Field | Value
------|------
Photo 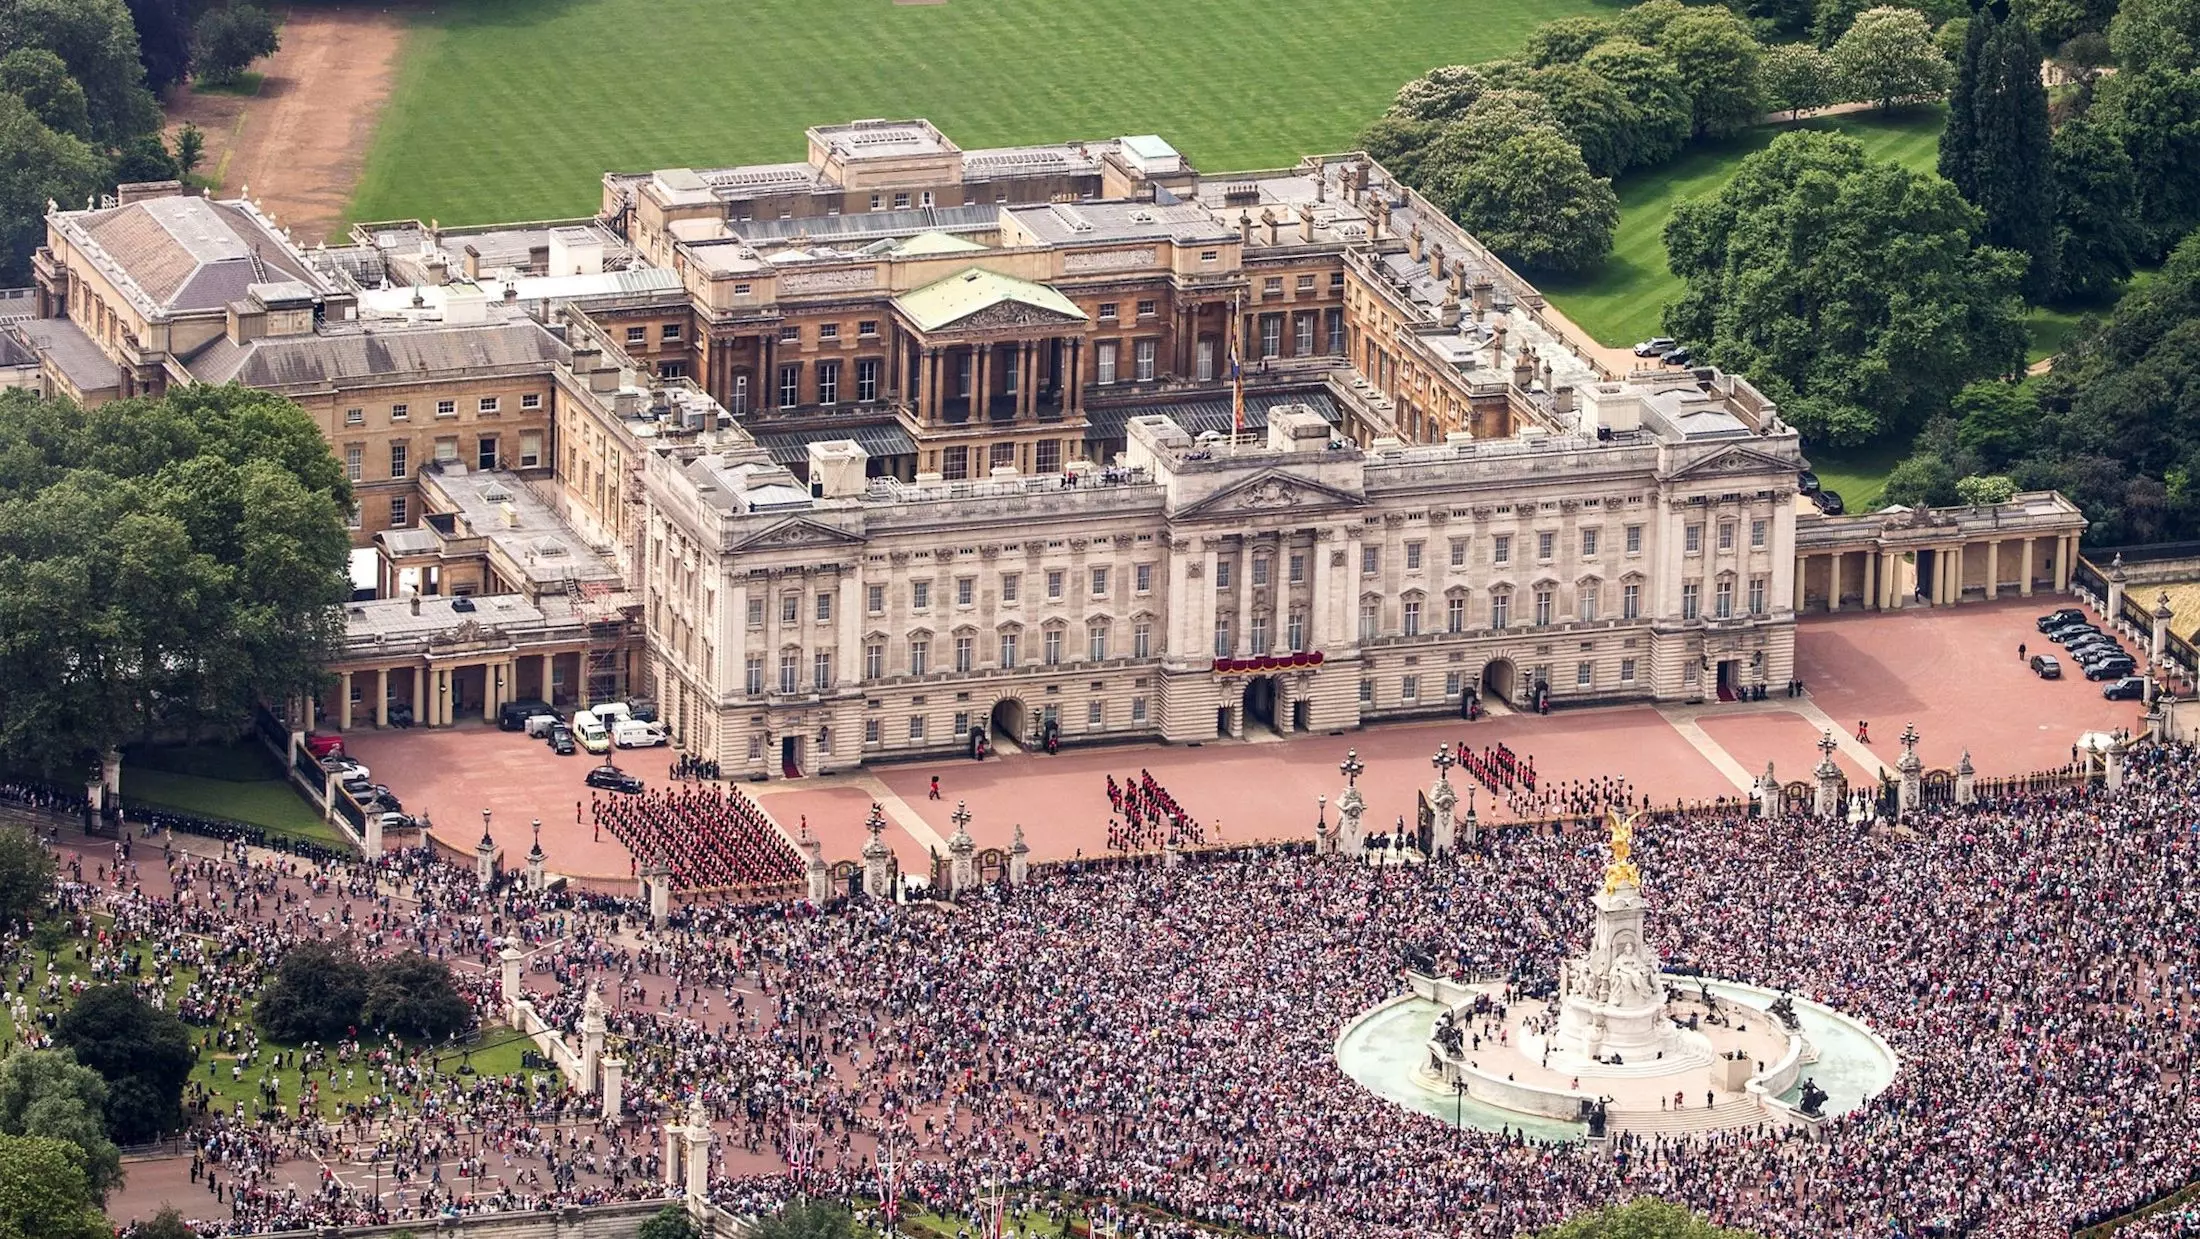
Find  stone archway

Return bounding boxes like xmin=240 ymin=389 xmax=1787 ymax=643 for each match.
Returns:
xmin=1242 ymin=675 xmax=1281 ymax=735
xmin=1481 ymin=658 xmax=1520 ymax=706
xmin=990 ymin=697 xmax=1028 ymax=746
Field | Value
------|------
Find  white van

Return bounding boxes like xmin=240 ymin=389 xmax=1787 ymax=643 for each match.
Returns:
xmin=572 ymin=708 xmax=611 ymax=753
xmin=613 ymin=718 xmax=668 ymax=749
xmin=594 ymin=701 xmax=633 ymax=726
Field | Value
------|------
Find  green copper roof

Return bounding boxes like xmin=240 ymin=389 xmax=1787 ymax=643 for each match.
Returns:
xmin=895 ymin=267 xmax=1086 ymax=332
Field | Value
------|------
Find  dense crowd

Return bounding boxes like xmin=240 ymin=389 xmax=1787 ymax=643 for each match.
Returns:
xmin=590 ymin=784 xmax=801 ymax=890
xmin=13 ymin=743 xmax=2200 ymax=1237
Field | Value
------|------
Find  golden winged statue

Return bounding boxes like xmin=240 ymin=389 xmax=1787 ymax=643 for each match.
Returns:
xmin=1603 ymin=806 xmax=1643 ymax=894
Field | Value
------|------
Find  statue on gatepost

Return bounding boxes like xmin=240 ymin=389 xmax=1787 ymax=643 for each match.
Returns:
xmin=580 ymin=985 xmax=606 ymax=1094
xmin=682 ymin=1095 xmax=712 ymax=1213
xmin=947 ymin=801 xmax=976 ymax=896
xmin=1008 ymin=825 xmax=1029 ymax=887
xmin=1757 ymin=761 xmax=1783 ymax=822
xmin=1896 ymin=723 xmax=1922 ymax=815
xmin=525 ymin=818 xmax=547 ymax=891
xmin=1427 ymin=746 xmax=1458 ymax=858
xmin=1954 ymin=750 xmax=1976 ymax=806
xmin=800 ymin=823 xmax=830 ymax=903
xmin=1337 ymin=749 xmax=1368 ymax=857
xmin=861 ymin=803 xmax=893 ymax=900
xmin=1314 ymin=795 xmax=1336 ymax=857
xmin=2107 ymin=552 xmax=2129 ymax=621
xmin=474 ymin=811 xmax=498 ymax=890
xmin=1813 ymin=730 xmax=1843 ymax=820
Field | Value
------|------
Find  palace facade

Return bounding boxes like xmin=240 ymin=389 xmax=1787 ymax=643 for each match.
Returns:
xmin=13 ymin=119 xmax=2086 ymax=771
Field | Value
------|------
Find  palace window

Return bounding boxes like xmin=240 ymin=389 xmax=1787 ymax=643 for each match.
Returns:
xmin=999 ymin=632 xmax=1019 ymax=666
xmin=865 ymin=644 xmax=883 ymax=681
xmin=1534 ymin=588 xmax=1554 ymax=627
xmin=779 ymin=652 xmax=798 ymax=695
xmin=1134 ymin=339 xmax=1157 ymax=382
xmin=908 ymin=639 xmax=929 ymax=676
xmin=1134 ymin=622 xmax=1152 ymax=658
xmin=1582 ymin=528 xmax=1599 ymax=558
xmin=1447 ymin=596 xmax=1465 ymax=633
xmin=955 ymin=637 xmax=974 ymax=673
xmin=1626 ymin=524 xmax=1643 ymax=554
xmin=778 ymin=365 xmax=800 ymax=408
xmin=1288 ymin=611 xmax=1306 ymax=651
xmin=1749 ymin=576 xmax=1767 ymax=615
xmin=1682 ymin=583 xmax=1701 ymax=620
xmin=857 ymin=359 xmax=880 ymax=402
xmin=1491 ymin=592 xmax=1512 ymax=630
xmin=1580 ymin=583 xmax=1600 ymax=622
xmin=1623 ymin=582 xmax=1641 ymax=620
xmin=1493 ymin=535 xmax=1512 ymax=566
xmin=1403 ymin=599 xmax=1422 ymax=636
xmin=389 ymin=442 xmax=408 ymax=479
xmin=1716 ymin=578 xmax=1735 ymax=619
xmin=745 ymin=656 xmax=764 ymax=695
xmin=912 ymin=580 xmax=931 ymax=610
xmin=1044 ymin=629 xmax=1064 ymax=665
xmin=816 ymin=360 xmax=840 ymax=405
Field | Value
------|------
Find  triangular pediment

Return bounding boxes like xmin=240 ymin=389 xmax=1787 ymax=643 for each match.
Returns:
xmin=1176 ymin=468 xmax=1368 ymax=519
xmin=730 ymin=517 xmax=867 ymax=553
xmin=936 ymin=300 xmax=1087 ymax=332
xmin=1666 ymin=445 xmax=1796 ymax=481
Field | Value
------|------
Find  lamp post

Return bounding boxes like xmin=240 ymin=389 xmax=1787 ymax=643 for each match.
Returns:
xmin=1432 ymin=745 xmax=1455 ymax=784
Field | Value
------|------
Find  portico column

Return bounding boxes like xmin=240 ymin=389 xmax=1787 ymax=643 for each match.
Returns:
xmin=1952 ymin=545 xmax=1966 ymax=603
xmin=1236 ymin=537 xmax=1255 ymax=655
xmin=2021 ymin=537 xmax=2036 ymax=597
xmin=2054 ymin=536 xmax=2073 ymax=592
xmin=1880 ymin=552 xmax=1898 ymax=609
xmin=338 ymin=671 xmax=354 ymax=731
xmin=1985 ymin=540 xmax=2000 ymax=600
xmin=483 ymin=662 xmax=498 ymax=722
xmin=374 ymin=669 xmax=389 ymax=728
xmin=1066 ymin=340 xmax=1082 ymax=414
xmin=974 ymin=343 xmax=990 ymax=419
xmin=1828 ymin=552 xmax=1843 ymax=613
xmin=1021 ymin=341 xmax=1038 ymax=417
xmin=1793 ymin=554 xmax=1808 ymax=612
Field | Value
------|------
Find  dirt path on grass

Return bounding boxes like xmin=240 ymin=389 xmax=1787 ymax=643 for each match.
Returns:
xmin=163 ymin=4 xmax=408 ymax=245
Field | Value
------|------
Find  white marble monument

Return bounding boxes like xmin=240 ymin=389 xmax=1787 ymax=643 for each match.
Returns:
xmin=1552 ymin=809 xmax=1683 ymax=1065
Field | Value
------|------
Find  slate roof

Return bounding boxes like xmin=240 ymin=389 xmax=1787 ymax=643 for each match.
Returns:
xmin=74 ymin=197 xmax=325 ymax=316
xmin=185 ymin=321 xmax=568 ymax=389
xmin=12 ymin=317 xmax=116 ymax=395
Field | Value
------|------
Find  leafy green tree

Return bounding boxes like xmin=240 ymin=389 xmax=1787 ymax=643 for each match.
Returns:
xmin=1759 ymin=41 xmax=1839 ymax=116
xmin=193 ymin=4 xmax=281 ymax=86
xmin=0 ymin=1049 xmax=121 ymax=1202
xmin=1533 ymin=1198 xmax=1763 ymax=1239
xmin=0 ymin=94 xmax=105 ymax=284
xmin=258 ymin=941 xmax=372 ymax=1043
xmin=0 ymin=0 xmax=161 ymax=146
xmin=1428 ymin=121 xmax=1618 ymax=272
xmin=53 ymin=986 xmax=194 ymax=1144
xmin=1940 ymin=4 xmax=2057 ymax=298
xmin=362 ymin=953 xmax=473 ymax=1042
xmin=0 ymin=385 xmax=351 ymax=782
xmin=1831 ymin=6 xmax=1955 ymax=108
xmin=126 ymin=0 xmax=196 ymax=93
xmin=1951 ymin=379 xmax=2038 ymax=465
xmin=1354 ymin=114 xmax=1443 ymax=186
xmin=1509 ymin=63 xmax=1637 ymax=177
xmin=1388 ymin=65 xmax=1487 ymax=122
xmin=129 ymin=1205 xmax=198 ymax=1239
xmin=173 ymin=121 xmax=205 ymax=179
xmin=0 ymin=49 xmax=89 ymax=140
xmin=2108 ymin=0 xmax=2200 ymax=73
xmin=1813 ymin=0 xmax=1966 ymax=44
xmin=1619 ymin=0 xmax=1696 ymax=42
xmin=0 ymin=827 xmax=52 ymax=923
xmin=112 ymin=132 xmax=180 ymax=184
xmin=1582 ymin=38 xmax=1695 ymax=168
xmin=2051 ymin=114 xmax=2144 ymax=301
xmin=1523 ymin=15 xmax=1622 ymax=66
xmin=0 ymin=1135 xmax=110 ymax=1239
xmin=1955 ymin=473 xmax=2019 ymax=504
xmin=1664 ymin=130 xmax=2027 ymax=445
xmin=638 ymin=1206 xmax=700 ymax=1239
xmin=2093 ymin=54 xmax=2200 ymax=254
xmin=1654 ymin=7 xmax=1768 ymax=136
xmin=749 ymin=1201 xmax=855 ymax=1239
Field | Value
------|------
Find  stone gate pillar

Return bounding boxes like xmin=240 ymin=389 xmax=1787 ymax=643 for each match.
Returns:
xmin=1008 ymin=825 xmax=1029 ymax=887
xmin=1756 ymin=761 xmax=1783 ymax=823
xmin=1427 ymin=777 xmax=1457 ymax=858
xmin=601 ymin=1056 xmax=624 ymax=1121
xmin=499 ymin=945 xmax=524 ymax=1022
xmin=1896 ymin=723 xmax=1922 ymax=816
xmin=1954 ymin=750 xmax=1976 ymax=806
xmin=801 ymin=825 xmax=830 ymax=903
xmin=682 ymin=1097 xmax=711 ymax=1211
xmin=580 ymin=986 xmax=606 ymax=1094
xmin=1813 ymin=731 xmax=1843 ymax=820
xmin=947 ymin=801 xmax=976 ymax=895
xmin=861 ymin=804 xmax=893 ymax=900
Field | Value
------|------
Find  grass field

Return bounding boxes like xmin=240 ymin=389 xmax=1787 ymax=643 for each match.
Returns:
xmin=122 ymin=767 xmax=346 ymax=848
xmin=1538 ymin=106 xmax=1951 ymax=349
xmin=350 ymin=0 xmax=1616 ymax=225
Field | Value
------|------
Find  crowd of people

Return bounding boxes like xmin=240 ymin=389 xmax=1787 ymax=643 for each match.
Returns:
xmin=1459 ymin=741 xmax=1536 ymax=797
xmin=590 ymin=784 xmax=801 ymax=891
xmin=12 ymin=741 xmax=2200 ymax=1238
xmin=1103 ymin=771 xmax=1207 ymax=852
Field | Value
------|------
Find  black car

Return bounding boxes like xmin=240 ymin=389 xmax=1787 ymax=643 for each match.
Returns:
xmin=2086 ymin=659 xmax=2138 ymax=681
xmin=2047 ymin=621 xmax=2100 ymax=644
xmin=1661 ymin=347 xmax=1693 ymax=367
xmin=2104 ymin=676 xmax=2148 ymax=700
xmin=2036 ymin=607 xmax=2087 ymax=632
xmin=1813 ymin=490 xmax=1846 ymax=516
xmin=585 ymin=765 xmax=644 ymax=794
xmin=2029 ymin=653 xmax=2062 ymax=679
xmin=547 ymin=724 xmax=576 ymax=756
xmin=1798 ymin=470 xmax=1821 ymax=495
xmin=2067 ymin=637 xmax=2125 ymax=660
xmin=498 ymin=698 xmax=555 ymax=731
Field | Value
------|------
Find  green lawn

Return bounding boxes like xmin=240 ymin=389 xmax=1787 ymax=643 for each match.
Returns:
xmin=121 ymin=767 xmax=347 ymax=848
xmin=351 ymin=0 xmax=1617 ymax=225
xmin=1539 ymin=106 xmax=1951 ymax=349
xmin=1803 ymin=438 xmax=1908 ymax=511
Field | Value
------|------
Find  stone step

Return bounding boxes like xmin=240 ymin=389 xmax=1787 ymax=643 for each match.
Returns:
xmin=1605 ymin=1097 xmax=1760 ymax=1135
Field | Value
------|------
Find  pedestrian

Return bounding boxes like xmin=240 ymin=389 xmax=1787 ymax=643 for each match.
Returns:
xmin=929 ymin=775 xmax=941 ymax=801
xmin=1857 ymin=720 xmax=1870 ymax=743
xmin=2019 ymin=642 xmax=2027 ymax=660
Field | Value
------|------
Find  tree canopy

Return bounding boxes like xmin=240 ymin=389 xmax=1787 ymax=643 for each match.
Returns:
xmin=1940 ymin=3 xmax=2057 ymax=298
xmin=0 ymin=385 xmax=351 ymax=782
xmin=0 ymin=828 xmax=53 ymax=924
xmin=193 ymin=4 xmax=280 ymax=86
xmin=1664 ymin=130 xmax=2027 ymax=446
xmin=360 ymin=952 xmax=474 ymax=1043
xmin=1830 ymin=7 xmax=1955 ymax=110
xmin=53 ymin=984 xmax=196 ymax=1144
xmin=0 ymin=1135 xmax=110 ymax=1239
xmin=0 ymin=1050 xmax=121 ymax=1202
xmin=258 ymin=941 xmax=374 ymax=1043
xmin=749 ymin=1201 xmax=857 ymax=1239
xmin=1535 ymin=1198 xmax=1762 ymax=1239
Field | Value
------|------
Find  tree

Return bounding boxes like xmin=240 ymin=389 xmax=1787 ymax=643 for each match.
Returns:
xmin=112 ymin=132 xmax=180 ymax=184
xmin=172 ymin=121 xmax=203 ymax=179
xmin=362 ymin=953 xmax=473 ymax=1042
xmin=749 ymin=1201 xmax=855 ymax=1239
xmin=2051 ymin=114 xmax=2144 ymax=300
xmin=1951 ymin=379 xmax=2038 ymax=465
xmin=0 ymin=385 xmax=351 ymax=782
xmin=1389 ymin=65 xmax=1487 ymax=123
xmin=194 ymin=4 xmax=280 ymax=86
xmin=125 ymin=0 xmax=196 ymax=94
xmin=1654 ymin=7 xmax=1768 ymax=137
xmin=1354 ymin=114 xmax=1443 ymax=186
xmin=0 ymin=49 xmax=90 ymax=139
xmin=1831 ymin=7 xmax=1955 ymax=108
xmin=0 ymin=1135 xmax=110 ymax=1239
xmin=1664 ymin=130 xmax=2027 ymax=445
xmin=1759 ymin=42 xmax=1839 ymax=116
xmin=52 ymin=985 xmax=195 ymax=1144
xmin=0 ymin=94 xmax=105 ymax=285
xmin=0 ymin=1050 xmax=121 ymax=1202
xmin=130 ymin=1205 xmax=197 ymax=1239
xmin=1534 ymin=1198 xmax=1762 ymax=1239
xmin=1523 ymin=15 xmax=1621 ymax=66
xmin=638 ymin=1206 xmax=701 ymax=1239
xmin=1581 ymin=39 xmax=1696 ymax=168
xmin=1940 ymin=4 xmax=2057 ymax=298
xmin=0 ymin=827 xmax=52 ymax=923
xmin=258 ymin=941 xmax=372 ymax=1043
xmin=2109 ymin=0 xmax=2200 ymax=74
xmin=0 ymin=0 xmax=162 ymax=146
xmin=2093 ymin=52 xmax=2200 ymax=254
xmin=1513 ymin=63 xmax=1637 ymax=177
xmin=1429 ymin=121 xmax=1619 ymax=272
xmin=1956 ymin=473 xmax=2019 ymax=503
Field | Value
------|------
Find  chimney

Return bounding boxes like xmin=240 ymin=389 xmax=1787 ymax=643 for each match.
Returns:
xmin=1554 ymin=385 xmax=1577 ymax=415
xmin=1539 ymin=355 xmax=1553 ymax=391
xmin=1448 ymin=259 xmax=1465 ymax=299
xmin=503 ymin=282 xmax=519 ymax=304
xmin=1314 ymin=166 xmax=1327 ymax=203
xmin=1238 ymin=211 xmax=1253 ymax=245
xmin=1371 ymin=199 xmax=1387 ymax=242
xmin=570 ymin=345 xmax=601 ymax=375
xmin=1491 ymin=319 xmax=1508 ymax=360
xmin=1429 ymin=241 xmax=1445 ymax=281
xmin=1512 ymin=346 xmax=1535 ymax=390
xmin=1298 ymin=203 xmax=1316 ymax=243
xmin=1438 ymin=289 xmax=1461 ymax=329
xmin=1260 ymin=207 xmax=1278 ymax=246
xmin=462 ymin=244 xmax=481 ymax=281
xmin=1408 ymin=222 xmax=1423 ymax=262
xmin=1470 ymin=280 xmax=1494 ymax=315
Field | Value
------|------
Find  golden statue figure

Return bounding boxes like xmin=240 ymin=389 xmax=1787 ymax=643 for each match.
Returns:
xmin=1603 ymin=807 xmax=1643 ymax=894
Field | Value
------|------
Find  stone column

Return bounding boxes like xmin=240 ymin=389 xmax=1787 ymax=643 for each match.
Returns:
xmin=1756 ymin=761 xmax=1782 ymax=822
xmin=1427 ymin=777 xmax=1457 ymax=858
xmin=974 ymin=343 xmax=991 ymax=419
xmin=682 ymin=1098 xmax=711 ymax=1208
xmin=861 ymin=806 xmax=893 ymax=900
xmin=1954 ymin=750 xmax=1976 ymax=806
xmin=2107 ymin=553 xmax=2128 ymax=621
xmin=1813 ymin=731 xmax=1842 ymax=820
xmin=1879 ymin=552 xmax=1898 ymax=609
xmin=2054 ymin=535 xmax=2073 ymax=592
xmin=580 ymin=987 xmax=606 ymax=1093
xmin=1793 ymin=554 xmax=1808 ymax=612
xmin=1949 ymin=545 xmax=1966 ymax=604
xmin=2154 ymin=592 xmax=2174 ymax=663
xmin=1895 ymin=723 xmax=1922 ymax=815
xmin=916 ymin=349 xmax=934 ymax=423
xmin=663 ymin=1124 xmax=682 ymax=1189
xmin=483 ymin=662 xmax=498 ymax=722
xmin=1828 ymin=553 xmax=1843 ymax=613
xmin=374 ymin=669 xmax=390 ymax=728
xmin=2021 ymin=537 xmax=2036 ymax=597
xmin=947 ymin=801 xmax=976 ymax=896
xmin=1009 ymin=824 xmax=1029 ymax=887
xmin=646 ymin=862 xmax=670 ymax=928
xmin=600 ymin=1056 xmax=624 ymax=1121
xmin=1337 ymin=784 xmax=1367 ymax=858
xmin=1235 ymin=536 xmax=1255 ymax=655
xmin=1985 ymin=540 xmax=2000 ymax=600
xmin=2106 ymin=738 xmax=2129 ymax=790
xmin=1066 ymin=340 xmax=1082 ymax=414
xmin=801 ymin=826 xmax=830 ymax=903
xmin=474 ymin=830 xmax=497 ymax=889
xmin=499 ymin=945 xmax=524 ymax=1021
xmin=338 ymin=671 xmax=354 ymax=731
xmin=364 ymin=811 xmax=384 ymax=859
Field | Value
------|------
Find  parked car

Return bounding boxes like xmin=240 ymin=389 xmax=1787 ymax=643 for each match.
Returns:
xmin=1797 ymin=470 xmax=1821 ymax=495
xmin=387 ymin=702 xmax=415 ymax=728
xmin=303 ymin=734 xmax=345 ymax=759
xmin=2036 ymin=607 xmax=2087 ymax=632
xmin=1633 ymin=336 xmax=1676 ymax=357
xmin=613 ymin=718 xmax=668 ymax=748
xmin=546 ymin=722 xmax=576 ymax=755
xmin=572 ymin=709 xmax=611 ymax=754
xmin=1813 ymin=490 xmax=1846 ymax=515
xmin=323 ymin=756 xmax=370 ymax=782
xmin=2051 ymin=624 xmax=2102 ymax=646
xmin=523 ymin=712 xmax=562 ymax=738
xmin=1661 ymin=347 xmax=1694 ymax=367
xmin=2029 ymin=654 xmax=2062 ymax=679
xmin=585 ymin=765 xmax=644 ymax=794
xmin=498 ymin=698 xmax=555 ymax=732
xmin=625 ymin=698 xmax=659 ymax=723
xmin=2104 ymin=676 xmax=2148 ymax=700
xmin=2085 ymin=659 xmax=2138 ymax=681
xmin=2070 ymin=637 xmax=2127 ymax=660
xmin=593 ymin=701 xmax=633 ymax=727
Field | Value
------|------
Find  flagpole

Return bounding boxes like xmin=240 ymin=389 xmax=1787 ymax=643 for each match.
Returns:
xmin=1230 ymin=292 xmax=1244 ymax=443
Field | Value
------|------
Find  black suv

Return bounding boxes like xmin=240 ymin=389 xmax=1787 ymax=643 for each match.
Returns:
xmin=498 ymin=698 xmax=555 ymax=731
xmin=547 ymin=723 xmax=576 ymax=755
xmin=2036 ymin=608 xmax=2087 ymax=633
xmin=585 ymin=765 xmax=644 ymax=794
